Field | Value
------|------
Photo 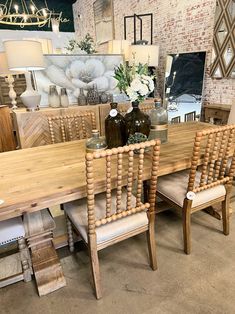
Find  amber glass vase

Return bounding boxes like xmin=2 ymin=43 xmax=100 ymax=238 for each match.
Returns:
xmin=105 ymin=102 xmax=126 ymax=148
xmin=124 ymin=101 xmax=151 ymax=143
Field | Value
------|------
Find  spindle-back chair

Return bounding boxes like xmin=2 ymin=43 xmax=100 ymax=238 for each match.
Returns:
xmin=157 ymin=125 xmax=235 ymax=254
xmin=0 ymin=217 xmax=32 ymax=288
xmin=184 ymin=111 xmax=196 ymax=122
xmin=171 ymin=116 xmax=181 ymax=124
xmin=64 ymin=140 xmax=161 ymax=299
xmin=48 ymin=112 xmax=96 ymax=144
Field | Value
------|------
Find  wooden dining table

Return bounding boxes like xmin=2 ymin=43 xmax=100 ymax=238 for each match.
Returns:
xmin=0 ymin=122 xmax=216 ymax=222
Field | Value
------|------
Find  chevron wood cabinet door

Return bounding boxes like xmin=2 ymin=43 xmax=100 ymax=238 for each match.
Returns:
xmin=13 ymin=106 xmax=100 ymax=148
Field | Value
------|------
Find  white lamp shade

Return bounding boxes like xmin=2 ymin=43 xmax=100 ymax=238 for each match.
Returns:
xmin=228 ymin=104 xmax=235 ymax=124
xmin=0 ymin=52 xmax=11 ymax=76
xmin=0 ymin=52 xmax=21 ymax=76
xmin=108 ymin=40 xmax=130 ymax=60
xmin=165 ymin=55 xmax=173 ymax=78
xmin=129 ymin=45 xmax=159 ymax=66
xmin=4 ymin=40 xmax=45 ymax=71
xmin=23 ymin=38 xmax=53 ymax=54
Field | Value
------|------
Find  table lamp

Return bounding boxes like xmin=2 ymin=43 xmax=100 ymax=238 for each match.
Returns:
xmin=128 ymin=45 xmax=159 ymax=66
xmin=0 ymin=52 xmax=20 ymax=109
xmin=4 ymin=40 xmax=45 ymax=111
xmin=108 ymin=40 xmax=130 ymax=61
xmin=165 ymin=55 xmax=173 ymax=78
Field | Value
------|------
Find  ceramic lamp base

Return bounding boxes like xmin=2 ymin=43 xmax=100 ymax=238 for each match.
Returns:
xmin=20 ymin=90 xmax=41 ymax=111
xmin=21 ymin=71 xmax=41 ymax=111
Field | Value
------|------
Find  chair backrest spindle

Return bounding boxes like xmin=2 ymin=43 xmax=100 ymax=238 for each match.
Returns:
xmin=86 ymin=140 xmax=161 ymax=233
xmin=126 ymin=149 xmax=134 ymax=210
xmin=67 ymin=116 xmax=73 ymax=141
xmin=60 ymin=117 xmax=66 ymax=142
xmin=116 ymin=152 xmax=123 ymax=214
xmin=105 ymin=154 xmax=112 ymax=218
xmin=187 ymin=125 xmax=235 ymax=194
xmin=136 ymin=147 xmax=145 ymax=207
xmin=47 ymin=112 xmax=96 ymax=144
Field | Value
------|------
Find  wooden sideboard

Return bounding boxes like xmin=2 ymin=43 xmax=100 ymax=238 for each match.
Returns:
xmin=13 ymin=106 xmax=100 ymax=149
xmin=204 ymin=103 xmax=231 ymax=125
xmin=13 ymin=101 xmax=155 ymax=149
xmin=0 ymin=105 xmax=16 ymax=152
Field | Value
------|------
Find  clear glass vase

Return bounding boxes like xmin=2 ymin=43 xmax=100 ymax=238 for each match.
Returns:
xmin=77 ymin=88 xmax=87 ymax=106
xmin=49 ymin=85 xmax=60 ymax=108
xmin=86 ymin=130 xmax=107 ymax=152
xmin=60 ymin=88 xmax=69 ymax=108
xmin=148 ymin=99 xmax=168 ymax=143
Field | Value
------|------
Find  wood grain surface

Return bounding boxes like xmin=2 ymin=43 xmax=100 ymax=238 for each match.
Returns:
xmin=0 ymin=105 xmax=16 ymax=152
xmin=0 ymin=122 xmax=216 ymax=221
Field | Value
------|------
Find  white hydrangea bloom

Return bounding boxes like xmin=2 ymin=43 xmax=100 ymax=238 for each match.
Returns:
xmin=139 ymin=84 xmax=149 ymax=96
xmin=131 ymin=78 xmax=143 ymax=92
xmin=126 ymin=86 xmax=138 ymax=101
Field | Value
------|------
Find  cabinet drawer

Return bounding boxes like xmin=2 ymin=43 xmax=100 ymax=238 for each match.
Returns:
xmin=206 ymin=108 xmax=224 ymax=118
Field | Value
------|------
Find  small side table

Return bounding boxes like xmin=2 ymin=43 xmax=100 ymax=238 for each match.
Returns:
xmin=204 ymin=103 xmax=231 ymax=125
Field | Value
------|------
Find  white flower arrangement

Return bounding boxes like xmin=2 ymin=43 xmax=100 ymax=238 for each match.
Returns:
xmin=126 ymin=74 xmax=154 ymax=102
xmin=114 ymin=63 xmax=155 ymax=103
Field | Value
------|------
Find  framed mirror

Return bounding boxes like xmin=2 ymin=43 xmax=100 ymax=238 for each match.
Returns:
xmin=163 ymin=51 xmax=206 ymax=123
xmin=210 ymin=0 xmax=235 ymax=78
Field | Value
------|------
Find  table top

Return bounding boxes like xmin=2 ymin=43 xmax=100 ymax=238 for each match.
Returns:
xmin=0 ymin=122 xmax=214 ymax=221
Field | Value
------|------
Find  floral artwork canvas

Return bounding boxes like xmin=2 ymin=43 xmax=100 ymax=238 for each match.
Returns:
xmin=33 ymin=54 xmax=123 ymax=107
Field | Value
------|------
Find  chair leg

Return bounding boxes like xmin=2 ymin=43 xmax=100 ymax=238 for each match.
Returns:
xmin=66 ymin=217 xmax=74 ymax=252
xmin=182 ymin=199 xmax=192 ymax=255
xmin=222 ymin=194 xmax=230 ymax=236
xmin=146 ymin=213 xmax=157 ymax=270
xmin=18 ymin=238 xmax=32 ymax=283
xmin=88 ymin=235 xmax=102 ymax=299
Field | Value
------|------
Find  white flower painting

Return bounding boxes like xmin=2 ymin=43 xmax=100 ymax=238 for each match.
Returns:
xmin=33 ymin=54 xmax=123 ymax=107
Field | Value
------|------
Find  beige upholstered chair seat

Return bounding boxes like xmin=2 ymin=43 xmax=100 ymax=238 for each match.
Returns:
xmin=0 ymin=217 xmax=25 ymax=246
xmin=158 ymin=170 xmax=226 ymax=208
xmin=64 ymin=190 xmax=148 ymax=244
xmin=0 ymin=217 xmax=32 ymax=288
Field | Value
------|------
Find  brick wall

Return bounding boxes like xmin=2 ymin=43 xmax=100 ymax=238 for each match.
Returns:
xmin=73 ymin=0 xmax=235 ymax=106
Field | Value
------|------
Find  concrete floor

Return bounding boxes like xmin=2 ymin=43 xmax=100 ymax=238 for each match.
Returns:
xmin=1 ymin=203 xmax=235 ymax=314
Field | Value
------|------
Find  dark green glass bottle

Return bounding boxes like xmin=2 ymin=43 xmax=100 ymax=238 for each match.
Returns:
xmin=105 ymin=102 xmax=126 ymax=148
xmin=124 ymin=101 xmax=151 ymax=142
